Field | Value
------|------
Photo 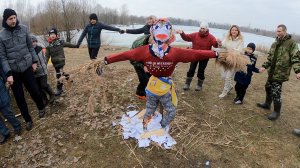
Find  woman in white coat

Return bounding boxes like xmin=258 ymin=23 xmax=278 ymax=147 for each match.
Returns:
xmin=218 ymin=25 xmax=244 ymax=98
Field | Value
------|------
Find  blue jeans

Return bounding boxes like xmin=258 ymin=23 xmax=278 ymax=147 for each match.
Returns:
xmin=0 ymin=105 xmax=21 ymax=136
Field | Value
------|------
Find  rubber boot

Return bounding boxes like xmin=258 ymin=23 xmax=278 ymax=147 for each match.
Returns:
xmin=46 ymin=85 xmax=55 ymax=103
xmin=195 ymin=79 xmax=204 ymax=91
xmin=267 ymin=101 xmax=281 ymax=121
xmin=183 ymin=77 xmax=192 ymax=91
xmin=257 ymin=95 xmax=272 ymax=110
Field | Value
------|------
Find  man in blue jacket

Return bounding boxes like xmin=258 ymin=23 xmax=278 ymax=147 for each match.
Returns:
xmin=77 ymin=13 xmax=123 ymax=60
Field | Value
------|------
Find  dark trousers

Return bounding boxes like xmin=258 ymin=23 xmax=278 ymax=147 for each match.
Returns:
xmin=235 ymin=82 xmax=249 ymax=101
xmin=55 ymin=67 xmax=69 ymax=90
xmin=36 ymin=75 xmax=53 ymax=101
xmin=265 ymin=81 xmax=282 ymax=104
xmin=11 ymin=68 xmax=45 ymax=122
xmin=186 ymin=59 xmax=209 ymax=80
xmin=133 ymin=66 xmax=151 ymax=96
xmin=88 ymin=47 xmax=100 ymax=60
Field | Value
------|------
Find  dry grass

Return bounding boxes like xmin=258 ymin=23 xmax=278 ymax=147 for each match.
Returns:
xmin=1 ymin=46 xmax=300 ymax=168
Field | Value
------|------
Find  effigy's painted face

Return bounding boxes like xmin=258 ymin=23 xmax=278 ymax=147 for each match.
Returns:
xmin=150 ymin=19 xmax=172 ymax=43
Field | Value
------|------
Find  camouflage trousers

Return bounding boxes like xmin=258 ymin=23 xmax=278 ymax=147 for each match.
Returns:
xmin=144 ymin=92 xmax=176 ymax=128
xmin=265 ymin=81 xmax=283 ymax=103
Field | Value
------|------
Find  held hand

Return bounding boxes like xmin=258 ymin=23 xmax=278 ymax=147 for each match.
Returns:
xmin=296 ymin=73 xmax=300 ymax=80
xmin=119 ymin=29 xmax=125 ymax=34
xmin=6 ymin=76 xmax=14 ymax=86
xmin=144 ymin=66 xmax=149 ymax=73
xmin=259 ymin=67 xmax=266 ymax=73
xmin=175 ymin=29 xmax=183 ymax=34
xmin=32 ymin=63 xmax=37 ymax=72
xmin=217 ymin=38 xmax=222 ymax=46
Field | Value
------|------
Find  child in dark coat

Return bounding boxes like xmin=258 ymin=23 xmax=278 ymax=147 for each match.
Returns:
xmin=45 ymin=28 xmax=78 ymax=96
xmin=234 ymin=43 xmax=260 ymax=104
xmin=31 ymin=35 xmax=55 ymax=104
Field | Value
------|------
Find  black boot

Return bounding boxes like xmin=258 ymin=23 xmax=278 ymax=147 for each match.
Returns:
xmin=195 ymin=79 xmax=204 ymax=91
xmin=257 ymin=96 xmax=272 ymax=110
xmin=183 ymin=77 xmax=192 ymax=91
xmin=267 ymin=101 xmax=281 ymax=121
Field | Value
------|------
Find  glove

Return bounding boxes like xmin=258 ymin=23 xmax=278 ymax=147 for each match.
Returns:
xmin=119 ymin=29 xmax=125 ymax=34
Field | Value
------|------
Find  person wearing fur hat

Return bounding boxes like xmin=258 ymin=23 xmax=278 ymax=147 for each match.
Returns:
xmin=176 ymin=21 xmax=218 ymax=91
xmin=218 ymin=25 xmax=244 ymax=98
xmin=45 ymin=27 xmax=78 ymax=96
xmin=233 ymin=43 xmax=260 ymax=104
xmin=103 ymin=18 xmax=219 ymax=131
xmin=31 ymin=35 xmax=55 ymax=104
xmin=77 ymin=13 xmax=124 ymax=60
xmin=0 ymin=8 xmax=46 ymax=130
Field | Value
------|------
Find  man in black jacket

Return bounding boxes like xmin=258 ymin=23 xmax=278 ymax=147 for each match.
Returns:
xmin=125 ymin=15 xmax=156 ymax=35
xmin=0 ymin=9 xmax=46 ymax=131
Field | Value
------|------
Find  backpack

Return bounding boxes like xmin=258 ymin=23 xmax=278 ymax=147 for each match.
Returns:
xmin=130 ymin=35 xmax=151 ymax=67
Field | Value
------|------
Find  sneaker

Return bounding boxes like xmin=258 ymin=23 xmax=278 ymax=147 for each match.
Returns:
xmin=38 ymin=109 xmax=45 ymax=118
xmin=219 ymin=91 xmax=228 ymax=98
xmin=26 ymin=121 xmax=33 ymax=131
xmin=136 ymin=94 xmax=146 ymax=100
xmin=0 ymin=133 xmax=10 ymax=144
xmin=233 ymin=97 xmax=239 ymax=102
xmin=234 ymin=100 xmax=243 ymax=105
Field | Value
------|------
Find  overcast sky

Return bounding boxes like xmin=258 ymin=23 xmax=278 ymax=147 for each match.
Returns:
xmin=1 ymin=0 xmax=300 ymax=34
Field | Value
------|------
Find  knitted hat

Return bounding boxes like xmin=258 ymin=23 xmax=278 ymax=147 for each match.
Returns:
xmin=247 ymin=43 xmax=256 ymax=52
xmin=3 ymin=8 xmax=17 ymax=21
xmin=200 ymin=21 xmax=209 ymax=30
xmin=89 ymin=13 xmax=98 ymax=21
xmin=31 ymin=35 xmax=38 ymax=42
xmin=49 ymin=27 xmax=58 ymax=36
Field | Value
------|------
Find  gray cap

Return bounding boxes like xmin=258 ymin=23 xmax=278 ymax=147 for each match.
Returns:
xmin=31 ymin=35 xmax=38 ymax=42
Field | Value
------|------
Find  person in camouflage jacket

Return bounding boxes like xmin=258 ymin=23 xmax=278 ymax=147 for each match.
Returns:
xmin=45 ymin=28 xmax=78 ymax=96
xmin=257 ymin=24 xmax=300 ymax=120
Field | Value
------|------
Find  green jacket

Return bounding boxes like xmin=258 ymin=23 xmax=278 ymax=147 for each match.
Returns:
xmin=45 ymin=38 xmax=77 ymax=68
xmin=130 ymin=35 xmax=151 ymax=68
xmin=262 ymin=34 xmax=300 ymax=82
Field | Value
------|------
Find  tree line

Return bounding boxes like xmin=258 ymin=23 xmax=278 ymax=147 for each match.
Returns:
xmin=1 ymin=0 xmax=299 ymax=43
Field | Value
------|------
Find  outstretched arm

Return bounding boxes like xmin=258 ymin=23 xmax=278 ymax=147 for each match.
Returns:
xmin=100 ymin=22 xmax=121 ymax=32
xmin=77 ymin=26 xmax=88 ymax=46
xmin=172 ymin=47 xmax=217 ymax=63
xmin=179 ymin=32 xmax=192 ymax=42
xmin=126 ymin=25 xmax=148 ymax=34
xmin=105 ymin=46 xmax=147 ymax=64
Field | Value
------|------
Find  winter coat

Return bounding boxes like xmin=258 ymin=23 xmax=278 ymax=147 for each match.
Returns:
xmin=234 ymin=53 xmax=259 ymax=86
xmin=180 ymin=31 xmax=218 ymax=50
xmin=34 ymin=46 xmax=48 ymax=77
xmin=221 ymin=36 xmax=244 ymax=51
xmin=126 ymin=24 xmax=151 ymax=35
xmin=0 ymin=65 xmax=10 ymax=109
xmin=77 ymin=22 xmax=121 ymax=48
xmin=262 ymin=34 xmax=300 ymax=82
xmin=45 ymin=38 xmax=77 ymax=68
xmin=0 ymin=24 xmax=38 ymax=77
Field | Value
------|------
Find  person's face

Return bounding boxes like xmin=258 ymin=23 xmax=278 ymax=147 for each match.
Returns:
xmin=49 ymin=33 xmax=57 ymax=40
xmin=90 ymin=19 xmax=97 ymax=25
xmin=276 ymin=27 xmax=286 ymax=39
xmin=147 ymin=17 xmax=156 ymax=25
xmin=32 ymin=41 xmax=37 ymax=48
xmin=246 ymin=47 xmax=254 ymax=54
xmin=199 ymin=27 xmax=207 ymax=34
xmin=230 ymin=27 xmax=239 ymax=38
xmin=6 ymin=15 xmax=17 ymax=28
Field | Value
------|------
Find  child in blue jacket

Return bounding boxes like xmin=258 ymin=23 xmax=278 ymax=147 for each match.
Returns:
xmin=234 ymin=43 xmax=260 ymax=104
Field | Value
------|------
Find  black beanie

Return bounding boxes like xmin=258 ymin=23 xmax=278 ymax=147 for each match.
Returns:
xmin=89 ymin=13 xmax=98 ymax=21
xmin=3 ymin=8 xmax=17 ymax=21
xmin=49 ymin=27 xmax=58 ymax=36
xmin=247 ymin=43 xmax=256 ymax=52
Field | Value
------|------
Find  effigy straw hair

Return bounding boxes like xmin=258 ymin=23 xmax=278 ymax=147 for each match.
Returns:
xmin=215 ymin=49 xmax=250 ymax=73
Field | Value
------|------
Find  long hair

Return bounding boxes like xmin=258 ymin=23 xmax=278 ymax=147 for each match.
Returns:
xmin=225 ymin=25 xmax=243 ymax=41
